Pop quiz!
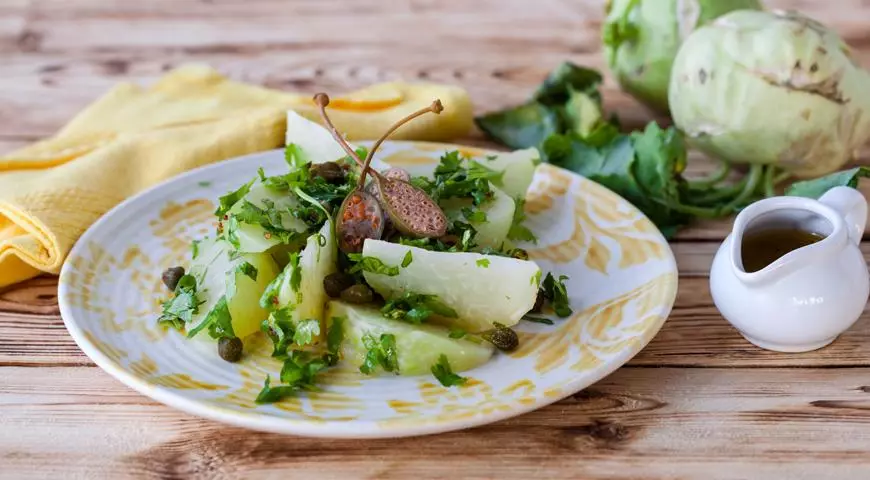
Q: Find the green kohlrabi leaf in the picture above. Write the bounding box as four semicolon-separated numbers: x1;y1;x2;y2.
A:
785;167;870;198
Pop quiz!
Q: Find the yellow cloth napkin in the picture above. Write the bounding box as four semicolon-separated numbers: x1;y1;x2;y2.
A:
0;65;474;288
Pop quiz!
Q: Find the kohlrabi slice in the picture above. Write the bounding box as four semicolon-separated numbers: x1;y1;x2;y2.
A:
285;110;354;164
442;186;516;249
224;182;310;253
327;301;494;375
484;147;540;198
361;240;541;332
269;221;337;339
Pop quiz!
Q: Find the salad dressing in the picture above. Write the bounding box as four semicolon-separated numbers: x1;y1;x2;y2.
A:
740;228;825;273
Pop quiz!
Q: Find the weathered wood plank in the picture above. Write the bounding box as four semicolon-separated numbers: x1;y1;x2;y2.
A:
3;366;870;479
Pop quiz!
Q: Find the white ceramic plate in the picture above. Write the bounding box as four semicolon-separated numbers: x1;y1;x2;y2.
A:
59;141;678;438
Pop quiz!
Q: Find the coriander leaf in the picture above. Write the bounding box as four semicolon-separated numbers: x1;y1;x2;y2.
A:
401;250;413;268
507;197;538;244
293;319;321;346
157;274;202;330
541;273;572;318
381;292;458;324
785;167;870;198
325;316;345;366
359;333;399;374
476;258;490;268
347;254;400;276
431;354;467;387
448;328;467;339
215;179;254;217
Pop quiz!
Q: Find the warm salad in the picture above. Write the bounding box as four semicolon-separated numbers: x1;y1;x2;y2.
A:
157;94;572;403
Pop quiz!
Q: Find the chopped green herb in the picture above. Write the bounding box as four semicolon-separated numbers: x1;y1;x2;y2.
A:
360;333;399;375
401;250;413;268
261;309;295;357
215;179;254;217
507;197;538;244
431;354;467;387
293;319;321;346
347;254;401;276
476;258;490;268
255;350;328;404
325;316;345;366
523;315;555;325
288;252;303;293
531;270;542;287
232;200;305;245
259;268;289;311
429;151;495;206
461;207;488;224
541;273;572;317
185;295;231;339
235;261;258;281
381;292;458;324
448;328;467;339
157;274;202;331
191;239;202;260
198;181;212;187
224;216;241;249
284;144;309;169
255;375;299;404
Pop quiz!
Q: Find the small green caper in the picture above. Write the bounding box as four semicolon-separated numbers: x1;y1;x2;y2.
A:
161;266;185;291
481;323;519;351
323;272;356;298
218;337;243;362
310;161;346;184
340;284;374;304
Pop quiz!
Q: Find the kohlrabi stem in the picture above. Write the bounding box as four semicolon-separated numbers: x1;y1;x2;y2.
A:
718;164;763;214
358;100;443;186
687;177;748;206
762;165;777;198
687;160;731;190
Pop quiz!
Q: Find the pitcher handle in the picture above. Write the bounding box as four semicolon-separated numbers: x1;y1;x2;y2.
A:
819;186;867;244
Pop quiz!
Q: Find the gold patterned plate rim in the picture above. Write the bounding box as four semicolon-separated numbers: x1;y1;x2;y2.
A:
58;141;678;438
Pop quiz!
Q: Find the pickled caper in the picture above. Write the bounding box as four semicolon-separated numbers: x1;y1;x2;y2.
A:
340;284;374;304
218;336;243;362
481;323;519;351
161;266;185;291
323;272;356;298
310;161;346;184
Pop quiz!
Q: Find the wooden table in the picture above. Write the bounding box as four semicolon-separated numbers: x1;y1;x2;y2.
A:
4;1;870;478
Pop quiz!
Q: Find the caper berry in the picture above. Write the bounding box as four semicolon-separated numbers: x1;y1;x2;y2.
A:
311;161;346;184
340;284;374;304
161;266;185;291
323;272;356;298
218;336;243;362
481;323;519;351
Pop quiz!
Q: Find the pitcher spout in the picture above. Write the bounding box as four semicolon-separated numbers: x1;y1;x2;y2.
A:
728;195;849;286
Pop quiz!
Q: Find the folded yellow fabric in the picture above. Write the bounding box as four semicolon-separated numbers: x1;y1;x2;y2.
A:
0;64;474;288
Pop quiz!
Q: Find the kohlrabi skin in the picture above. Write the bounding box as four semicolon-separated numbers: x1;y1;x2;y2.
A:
669;10;870;177
603;0;762;114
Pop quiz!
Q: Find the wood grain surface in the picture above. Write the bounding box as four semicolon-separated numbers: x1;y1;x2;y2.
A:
3;0;870;478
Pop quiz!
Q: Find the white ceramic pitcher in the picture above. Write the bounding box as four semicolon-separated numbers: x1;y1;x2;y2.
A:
710;186;870;352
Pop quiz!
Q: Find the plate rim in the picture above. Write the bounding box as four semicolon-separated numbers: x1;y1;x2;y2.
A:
58;142;679;438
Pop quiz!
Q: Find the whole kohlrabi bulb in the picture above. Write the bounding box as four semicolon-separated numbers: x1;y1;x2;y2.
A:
669;10;870;177
603;0;762;114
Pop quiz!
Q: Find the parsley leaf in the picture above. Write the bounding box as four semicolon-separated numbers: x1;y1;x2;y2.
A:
541;273;572;317
325;316;345;366
347;254;400;276
261;308;295;357
381;292;458;324
186;295;232;339
284;144;309;169
476;258;490;268
429;151;495;206
293;319;321;346
255;350;328;404
401;250;413;268
461;207;488;224
157;274;202;331
215;179;254;217
431;354;467;387
232;200;305;245
359;333;399;374
507;197;538;244
255;375;300;404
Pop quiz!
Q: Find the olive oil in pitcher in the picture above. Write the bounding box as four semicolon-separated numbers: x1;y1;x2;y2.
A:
741;228;826;273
